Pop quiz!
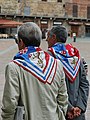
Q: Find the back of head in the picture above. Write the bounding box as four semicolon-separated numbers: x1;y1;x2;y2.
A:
18;22;42;47
49;25;68;43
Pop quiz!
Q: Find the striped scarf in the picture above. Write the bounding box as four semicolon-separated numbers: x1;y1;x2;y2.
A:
13;46;57;84
48;43;80;83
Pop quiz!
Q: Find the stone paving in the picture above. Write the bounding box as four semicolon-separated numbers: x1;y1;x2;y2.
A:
0;38;90;120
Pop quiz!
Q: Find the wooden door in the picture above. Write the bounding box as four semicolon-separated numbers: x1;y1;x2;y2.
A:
71;25;79;37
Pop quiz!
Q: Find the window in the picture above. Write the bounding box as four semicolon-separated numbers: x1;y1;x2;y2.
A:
57;0;62;2
53;21;62;26
24;7;30;16
73;5;78;17
87;6;90;19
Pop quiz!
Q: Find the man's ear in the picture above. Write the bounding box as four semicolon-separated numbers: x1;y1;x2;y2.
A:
18;39;25;50
52;34;57;42
21;39;25;48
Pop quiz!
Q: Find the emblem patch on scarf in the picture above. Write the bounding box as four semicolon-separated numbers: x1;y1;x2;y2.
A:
13;46;57;84
48;43;80;83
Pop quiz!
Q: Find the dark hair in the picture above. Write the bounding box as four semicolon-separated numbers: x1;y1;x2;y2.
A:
49;25;68;43
17;22;42;47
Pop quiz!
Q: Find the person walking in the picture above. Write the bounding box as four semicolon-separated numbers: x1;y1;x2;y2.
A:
72;33;76;42
46;25;89;120
1;22;68;120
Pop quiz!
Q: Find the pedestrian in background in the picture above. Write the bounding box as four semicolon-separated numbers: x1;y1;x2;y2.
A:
1;22;68;120
72;33;76;42
46;25;89;120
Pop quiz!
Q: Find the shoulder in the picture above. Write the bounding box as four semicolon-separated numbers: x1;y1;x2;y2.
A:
6;61;18;68
5;61;20;74
56;59;65;76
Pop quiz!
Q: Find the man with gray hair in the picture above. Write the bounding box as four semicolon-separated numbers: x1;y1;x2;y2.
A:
46;25;89;120
1;22;68;120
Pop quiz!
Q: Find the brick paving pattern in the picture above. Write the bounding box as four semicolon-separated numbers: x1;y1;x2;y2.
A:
0;38;90;120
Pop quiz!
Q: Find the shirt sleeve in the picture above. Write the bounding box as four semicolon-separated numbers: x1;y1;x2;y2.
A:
57;63;68;116
1;62;20;120
76;61;89;113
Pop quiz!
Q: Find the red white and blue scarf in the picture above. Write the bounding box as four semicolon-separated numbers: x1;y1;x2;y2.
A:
13;46;57;84
48;43;80;83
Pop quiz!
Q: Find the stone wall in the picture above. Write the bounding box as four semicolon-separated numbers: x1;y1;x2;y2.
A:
28;2;64;17
66;0;90;18
0;0;18;14
0;0;66;17
0;0;89;19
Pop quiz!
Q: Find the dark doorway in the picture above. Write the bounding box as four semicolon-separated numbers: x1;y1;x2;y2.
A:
85;26;90;37
40;20;48;39
0;28;6;33
71;25;79;37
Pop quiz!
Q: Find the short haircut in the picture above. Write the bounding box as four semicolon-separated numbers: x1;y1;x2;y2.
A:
17;22;42;47
49;25;68;43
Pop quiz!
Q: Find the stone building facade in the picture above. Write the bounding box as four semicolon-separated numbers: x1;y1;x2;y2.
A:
65;0;90;37
0;0;90;37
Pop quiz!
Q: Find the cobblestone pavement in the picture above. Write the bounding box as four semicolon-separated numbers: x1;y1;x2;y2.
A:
0;38;90;120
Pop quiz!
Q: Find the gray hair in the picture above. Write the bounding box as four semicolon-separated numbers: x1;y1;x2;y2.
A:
17;22;42;47
49;25;68;43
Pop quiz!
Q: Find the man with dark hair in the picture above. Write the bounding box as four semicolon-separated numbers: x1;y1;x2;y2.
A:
46;25;89;120
1;22;68;120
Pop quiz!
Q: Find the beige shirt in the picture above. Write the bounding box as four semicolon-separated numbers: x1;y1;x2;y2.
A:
1;60;68;120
